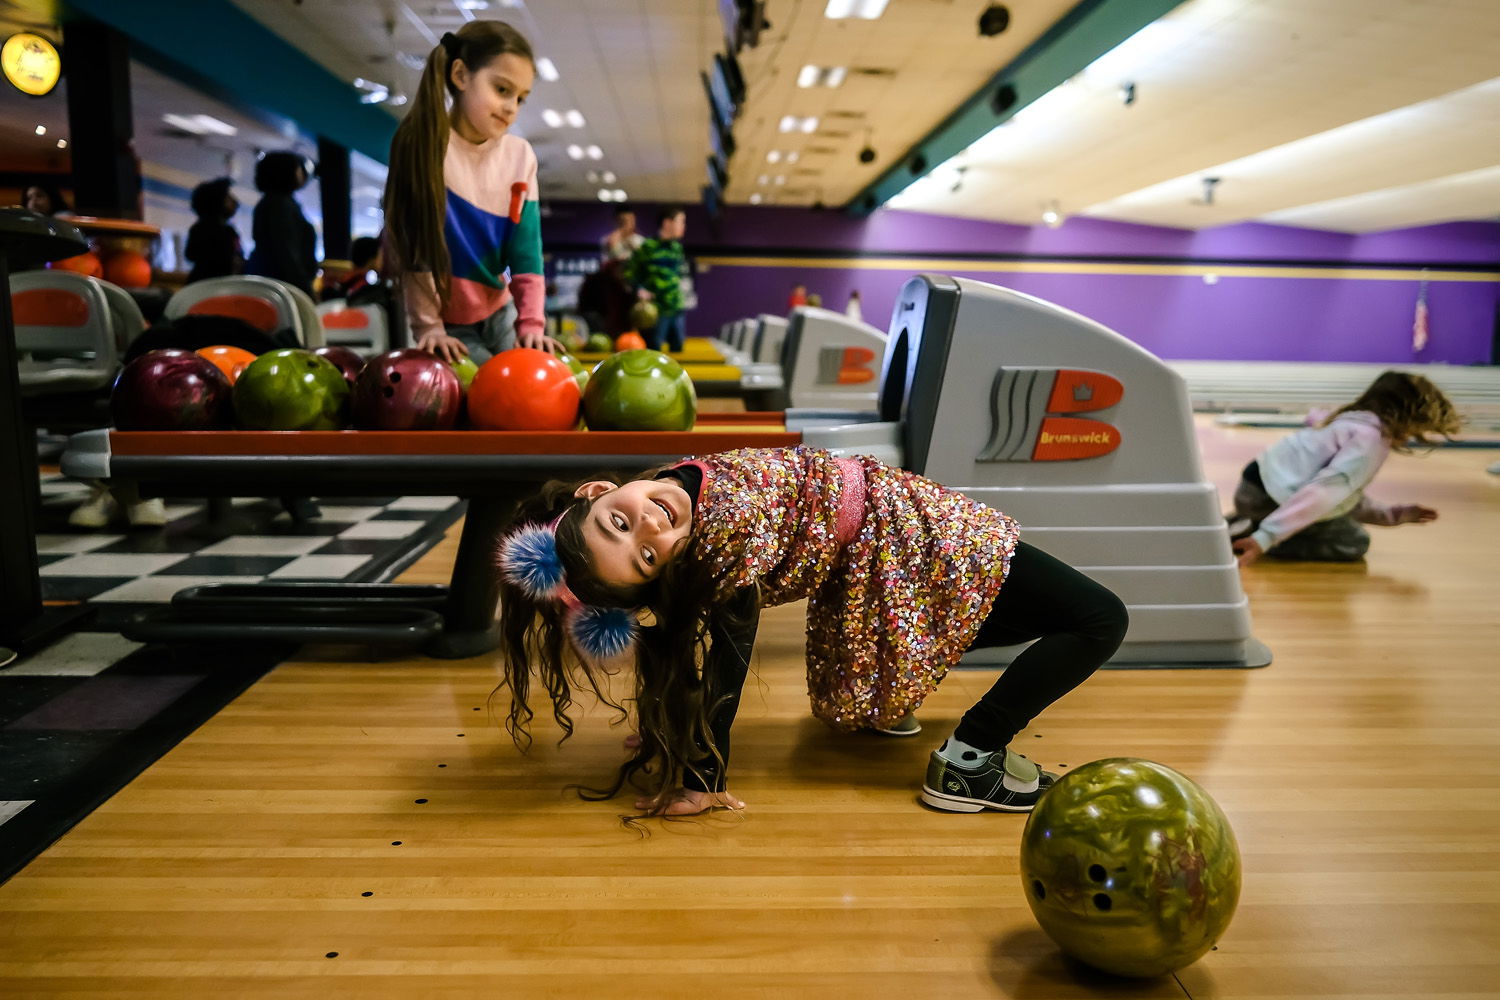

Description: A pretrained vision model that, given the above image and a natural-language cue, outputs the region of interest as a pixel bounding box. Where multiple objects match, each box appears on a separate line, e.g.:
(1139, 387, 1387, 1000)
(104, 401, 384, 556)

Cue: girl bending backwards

(1227, 371, 1461, 567)
(494, 447, 1128, 817)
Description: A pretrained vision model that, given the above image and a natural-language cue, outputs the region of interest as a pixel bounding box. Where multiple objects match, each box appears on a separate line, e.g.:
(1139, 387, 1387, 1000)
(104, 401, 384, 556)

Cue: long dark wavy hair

(383, 20, 534, 312)
(491, 471, 755, 814)
(1327, 370, 1461, 452)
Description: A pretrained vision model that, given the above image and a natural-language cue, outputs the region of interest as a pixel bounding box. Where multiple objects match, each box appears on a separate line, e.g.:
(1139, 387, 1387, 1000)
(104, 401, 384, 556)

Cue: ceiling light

(458, 0, 490, 9)
(34, 125, 45, 136)
(757, 174, 770, 185)
(786, 151, 800, 164)
(774, 175, 786, 185)
(1042, 202, 1063, 228)
(749, 193, 763, 204)
(797, 65, 820, 88)
(825, 67, 847, 88)
(586, 145, 603, 160)
(611, 189, 627, 201)
(800, 117, 818, 133)
(388, 94, 408, 106)
(601, 170, 616, 183)
(56, 138, 66, 148)
(825, 0, 890, 19)
(161, 113, 239, 136)
(597, 188, 613, 202)
(778, 116, 797, 133)
(536, 57, 559, 82)
(567, 144, 584, 160)
(541, 109, 563, 127)
(778, 115, 817, 134)
(564, 109, 585, 128)
(766, 150, 781, 163)
(799, 65, 847, 88)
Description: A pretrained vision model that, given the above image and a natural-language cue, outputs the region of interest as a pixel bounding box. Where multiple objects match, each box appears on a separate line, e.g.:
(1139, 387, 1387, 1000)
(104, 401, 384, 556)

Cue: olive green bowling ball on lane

(233, 348, 350, 430)
(583, 349, 696, 431)
(585, 332, 613, 353)
(1019, 758, 1241, 979)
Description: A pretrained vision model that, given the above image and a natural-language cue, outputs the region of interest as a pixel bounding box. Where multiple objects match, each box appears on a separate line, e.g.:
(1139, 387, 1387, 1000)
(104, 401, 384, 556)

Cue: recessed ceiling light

(597, 188, 613, 202)
(824, 0, 890, 20)
(586, 145, 603, 160)
(611, 188, 627, 201)
(786, 151, 800, 164)
(749, 193, 763, 204)
(797, 65, 820, 88)
(541, 109, 563, 127)
(564, 109, 585, 128)
(778, 116, 798, 133)
(459, 0, 490, 9)
(34, 125, 45, 135)
(602, 170, 617, 183)
(56, 138, 66, 148)
(774, 175, 786, 185)
(161, 113, 238, 136)
(798, 65, 848, 88)
(536, 58, 559, 82)
(567, 144, 584, 160)
(766, 150, 781, 163)
(800, 117, 818, 133)
(758, 174, 770, 185)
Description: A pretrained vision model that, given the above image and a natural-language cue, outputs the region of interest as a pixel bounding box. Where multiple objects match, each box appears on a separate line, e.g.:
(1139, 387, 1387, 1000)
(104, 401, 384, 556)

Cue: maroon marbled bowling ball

(110, 349, 232, 430)
(350, 348, 462, 430)
(313, 345, 368, 386)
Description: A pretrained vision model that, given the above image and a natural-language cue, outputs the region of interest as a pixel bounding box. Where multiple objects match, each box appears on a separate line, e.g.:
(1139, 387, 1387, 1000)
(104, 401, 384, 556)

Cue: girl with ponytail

(383, 21, 552, 363)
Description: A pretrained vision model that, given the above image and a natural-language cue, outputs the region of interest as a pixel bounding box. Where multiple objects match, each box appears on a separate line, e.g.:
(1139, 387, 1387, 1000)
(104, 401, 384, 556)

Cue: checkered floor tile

(35, 473, 465, 604)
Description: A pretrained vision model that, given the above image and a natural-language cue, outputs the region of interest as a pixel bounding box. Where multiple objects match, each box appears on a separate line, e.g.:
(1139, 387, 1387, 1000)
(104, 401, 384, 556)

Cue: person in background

(788, 282, 808, 311)
(601, 206, 644, 263)
(23, 180, 70, 217)
(245, 151, 318, 298)
(1227, 371, 1461, 565)
(845, 289, 863, 322)
(629, 206, 690, 353)
(382, 21, 551, 364)
(184, 177, 243, 283)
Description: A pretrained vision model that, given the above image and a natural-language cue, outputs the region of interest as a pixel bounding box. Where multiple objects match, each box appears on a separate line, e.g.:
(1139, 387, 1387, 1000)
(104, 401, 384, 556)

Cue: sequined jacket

(673, 447, 1020, 789)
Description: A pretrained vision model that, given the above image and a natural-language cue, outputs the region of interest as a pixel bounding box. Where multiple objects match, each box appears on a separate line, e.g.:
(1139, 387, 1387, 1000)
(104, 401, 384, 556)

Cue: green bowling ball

(558, 352, 589, 394)
(629, 300, 659, 332)
(585, 332, 614, 353)
(583, 349, 696, 431)
(447, 355, 479, 392)
(1020, 758, 1241, 979)
(233, 348, 350, 430)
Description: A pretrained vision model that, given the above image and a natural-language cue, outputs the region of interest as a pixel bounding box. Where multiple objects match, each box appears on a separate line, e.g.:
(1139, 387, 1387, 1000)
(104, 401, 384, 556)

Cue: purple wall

(543, 203, 1500, 365)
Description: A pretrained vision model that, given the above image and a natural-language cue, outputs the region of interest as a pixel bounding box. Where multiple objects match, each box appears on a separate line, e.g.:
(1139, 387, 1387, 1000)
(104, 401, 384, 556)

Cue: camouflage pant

(1231, 474, 1370, 562)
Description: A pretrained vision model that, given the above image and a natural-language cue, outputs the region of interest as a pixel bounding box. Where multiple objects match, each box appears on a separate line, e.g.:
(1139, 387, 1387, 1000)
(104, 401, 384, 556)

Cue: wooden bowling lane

(2, 418, 1498, 998)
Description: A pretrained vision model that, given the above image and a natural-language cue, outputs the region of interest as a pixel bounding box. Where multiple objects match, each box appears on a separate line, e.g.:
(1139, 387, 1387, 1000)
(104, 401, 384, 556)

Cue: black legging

(954, 541, 1129, 751)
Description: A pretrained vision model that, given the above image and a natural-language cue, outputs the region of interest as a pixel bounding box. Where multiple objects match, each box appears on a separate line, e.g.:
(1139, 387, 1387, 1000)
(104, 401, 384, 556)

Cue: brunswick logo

(978, 368, 1123, 462)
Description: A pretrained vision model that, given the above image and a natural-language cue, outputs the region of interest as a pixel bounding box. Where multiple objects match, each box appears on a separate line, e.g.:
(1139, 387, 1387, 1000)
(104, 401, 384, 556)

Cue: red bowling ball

(111, 349, 232, 430)
(351, 348, 462, 430)
(467, 348, 581, 431)
(314, 345, 367, 386)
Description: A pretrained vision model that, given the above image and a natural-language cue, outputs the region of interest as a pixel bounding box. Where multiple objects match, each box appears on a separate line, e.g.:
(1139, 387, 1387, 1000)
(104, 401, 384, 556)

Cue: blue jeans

(645, 310, 687, 353)
(444, 300, 517, 363)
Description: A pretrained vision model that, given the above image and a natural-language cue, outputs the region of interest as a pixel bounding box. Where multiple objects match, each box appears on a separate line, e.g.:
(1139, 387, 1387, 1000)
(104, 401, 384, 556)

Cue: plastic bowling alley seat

(164, 275, 325, 348)
(11, 271, 132, 395)
(315, 298, 389, 358)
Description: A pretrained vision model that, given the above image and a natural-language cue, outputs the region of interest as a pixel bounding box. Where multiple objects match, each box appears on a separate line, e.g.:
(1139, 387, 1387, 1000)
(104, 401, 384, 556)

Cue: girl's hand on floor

(1232, 536, 1263, 567)
(416, 331, 469, 364)
(634, 788, 746, 816)
(1399, 504, 1438, 524)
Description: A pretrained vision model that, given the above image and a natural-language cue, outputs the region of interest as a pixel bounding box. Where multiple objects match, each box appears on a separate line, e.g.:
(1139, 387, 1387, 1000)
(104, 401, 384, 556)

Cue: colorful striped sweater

(402, 131, 545, 345)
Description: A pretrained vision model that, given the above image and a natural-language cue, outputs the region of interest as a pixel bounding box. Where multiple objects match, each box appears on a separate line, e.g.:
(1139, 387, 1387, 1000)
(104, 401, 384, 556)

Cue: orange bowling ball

(615, 332, 647, 352)
(103, 250, 152, 288)
(195, 344, 258, 384)
(467, 348, 581, 431)
(49, 251, 103, 278)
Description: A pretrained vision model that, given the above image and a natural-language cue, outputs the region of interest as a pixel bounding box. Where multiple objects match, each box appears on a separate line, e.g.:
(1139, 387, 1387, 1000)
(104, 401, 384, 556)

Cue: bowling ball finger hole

(1031, 880, 1046, 900)
(390, 372, 402, 382)
(1092, 893, 1112, 911)
(382, 386, 394, 398)
(1088, 864, 1107, 882)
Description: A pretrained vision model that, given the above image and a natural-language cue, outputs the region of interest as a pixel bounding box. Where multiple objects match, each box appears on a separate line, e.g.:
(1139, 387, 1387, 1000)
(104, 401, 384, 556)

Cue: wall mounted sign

(3, 32, 61, 97)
